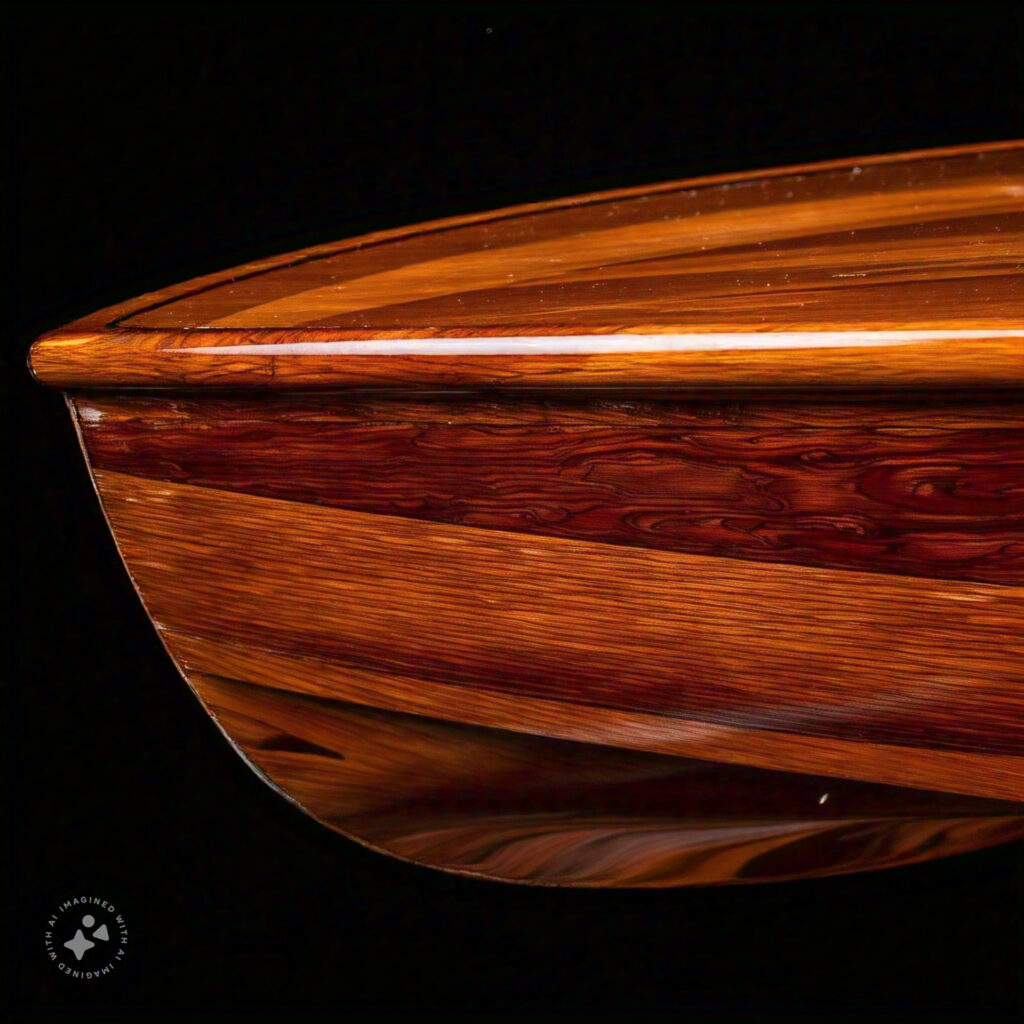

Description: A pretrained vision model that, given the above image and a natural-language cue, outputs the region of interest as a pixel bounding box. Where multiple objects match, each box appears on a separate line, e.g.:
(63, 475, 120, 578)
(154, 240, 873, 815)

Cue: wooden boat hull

(32, 142, 1024, 885)
(66, 389, 1024, 885)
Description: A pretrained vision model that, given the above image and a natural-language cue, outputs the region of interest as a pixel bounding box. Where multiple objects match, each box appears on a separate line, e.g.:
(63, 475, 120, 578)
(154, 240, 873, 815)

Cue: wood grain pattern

(78, 393, 1024, 584)
(85, 462, 1024, 794)
(32, 142, 1024, 884)
(28, 141, 1024, 391)
(193, 672, 1024, 887)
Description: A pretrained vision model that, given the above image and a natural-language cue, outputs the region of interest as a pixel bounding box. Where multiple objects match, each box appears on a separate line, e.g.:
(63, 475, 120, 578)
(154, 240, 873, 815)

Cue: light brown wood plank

(28, 142, 1024, 391)
(90, 469, 1024, 799)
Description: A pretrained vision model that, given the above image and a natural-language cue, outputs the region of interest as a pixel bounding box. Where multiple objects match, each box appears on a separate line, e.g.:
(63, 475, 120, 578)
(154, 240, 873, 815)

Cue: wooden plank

(28, 142, 1024, 391)
(89, 468, 1024, 799)
(78, 393, 1024, 584)
(192, 672, 1024, 886)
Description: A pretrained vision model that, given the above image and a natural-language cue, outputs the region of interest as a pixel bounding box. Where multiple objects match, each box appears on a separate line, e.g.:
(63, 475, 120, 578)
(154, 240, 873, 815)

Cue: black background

(7, 4, 1023, 1015)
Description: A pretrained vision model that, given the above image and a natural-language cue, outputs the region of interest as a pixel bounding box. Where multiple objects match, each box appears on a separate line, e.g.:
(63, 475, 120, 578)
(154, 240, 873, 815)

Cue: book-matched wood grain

(31, 141, 1024, 884)
(28, 141, 1024, 391)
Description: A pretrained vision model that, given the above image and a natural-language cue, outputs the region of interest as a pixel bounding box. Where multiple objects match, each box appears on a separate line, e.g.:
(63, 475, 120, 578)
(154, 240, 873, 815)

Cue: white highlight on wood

(183, 330, 1024, 357)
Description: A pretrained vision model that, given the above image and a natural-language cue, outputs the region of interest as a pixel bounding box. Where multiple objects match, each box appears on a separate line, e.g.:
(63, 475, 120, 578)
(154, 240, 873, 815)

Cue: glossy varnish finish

(32, 142, 1024, 885)
(29, 142, 1024, 391)
(80, 454, 1024, 795)
(80, 392, 1024, 584)
(195, 672, 1022, 887)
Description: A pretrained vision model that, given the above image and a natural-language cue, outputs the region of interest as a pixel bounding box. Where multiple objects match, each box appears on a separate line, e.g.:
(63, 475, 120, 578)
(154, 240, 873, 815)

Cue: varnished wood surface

(29, 141, 1024, 391)
(32, 142, 1024, 884)
(83, 455, 1024, 798)
(195, 672, 1024, 887)
(79, 393, 1024, 584)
